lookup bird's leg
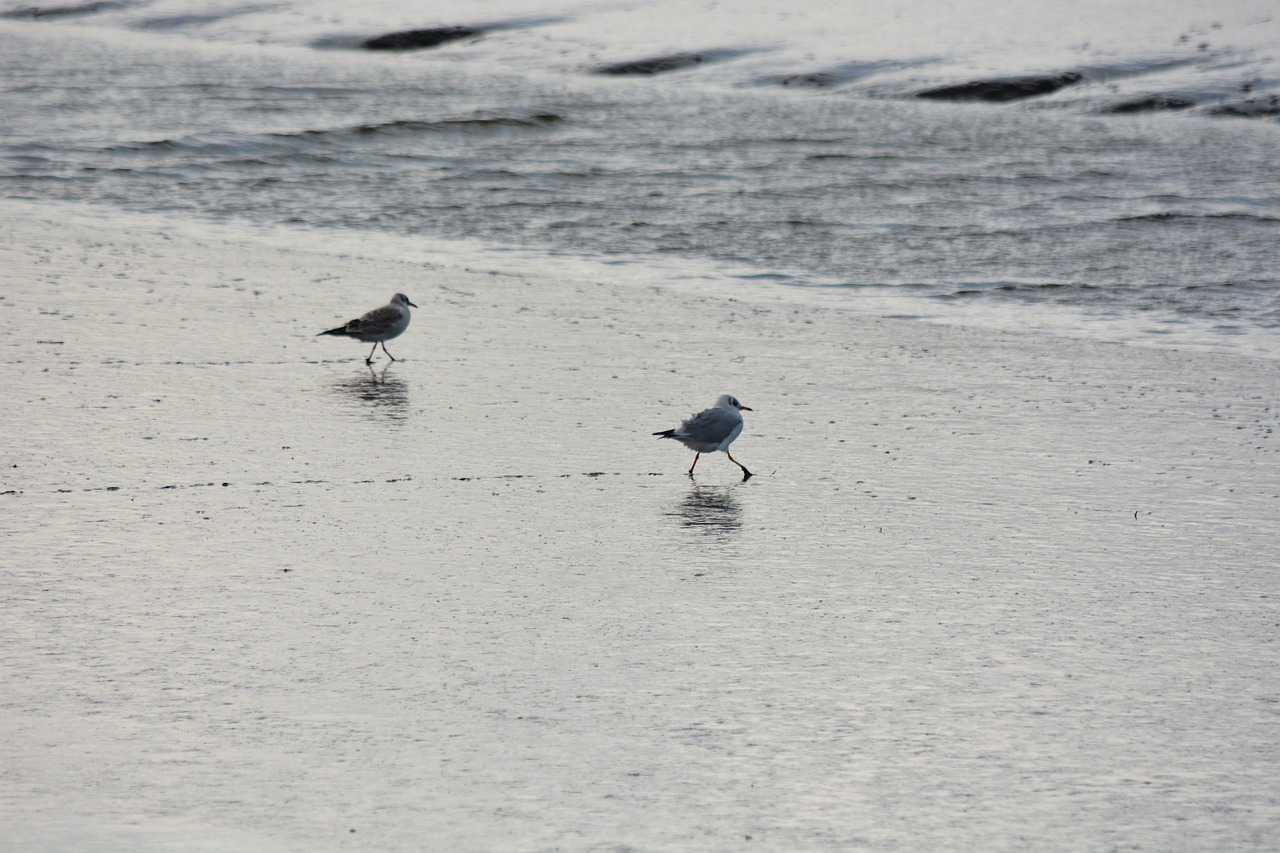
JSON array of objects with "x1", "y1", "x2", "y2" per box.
[
  {"x1": 688, "y1": 452, "x2": 701, "y2": 476},
  {"x1": 381, "y1": 341, "x2": 397, "y2": 362},
  {"x1": 727, "y1": 452, "x2": 753, "y2": 481},
  {"x1": 366, "y1": 341, "x2": 378, "y2": 364}
]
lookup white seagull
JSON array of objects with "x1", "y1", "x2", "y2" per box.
[
  {"x1": 654, "y1": 394, "x2": 754, "y2": 480},
  {"x1": 318, "y1": 293, "x2": 417, "y2": 364}
]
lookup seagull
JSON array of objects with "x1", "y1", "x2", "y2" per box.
[
  {"x1": 318, "y1": 293, "x2": 417, "y2": 364},
  {"x1": 654, "y1": 394, "x2": 754, "y2": 480}
]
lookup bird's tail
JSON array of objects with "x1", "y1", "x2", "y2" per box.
[
  {"x1": 653, "y1": 429, "x2": 677, "y2": 439},
  {"x1": 318, "y1": 322, "x2": 358, "y2": 337}
]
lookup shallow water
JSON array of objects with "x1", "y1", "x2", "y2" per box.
[{"x1": 3, "y1": 205, "x2": 1278, "y2": 851}]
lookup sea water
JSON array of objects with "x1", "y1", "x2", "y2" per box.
[{"x1": 2, "y1": 0, "x2": 1279, "y2": 353}]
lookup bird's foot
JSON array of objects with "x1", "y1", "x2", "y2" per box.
[{"x1": 741, "y1": 469, "x2": 754, "y2": 482}]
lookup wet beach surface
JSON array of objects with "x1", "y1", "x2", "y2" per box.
[{"x1": 2, "y1": 202, "x2": 1278, "y2": 851}]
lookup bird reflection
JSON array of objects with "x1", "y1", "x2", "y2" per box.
[
  {"x1": 331, "y1": 364, "x2": 409, "y2": 421},
  {"x1": 671, "y1": 485, "x2": 743, "y2": 534}
]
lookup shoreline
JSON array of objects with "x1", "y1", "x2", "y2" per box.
[{"x1": 7, "y1": 196, "x2": 1280, "y2": 361}]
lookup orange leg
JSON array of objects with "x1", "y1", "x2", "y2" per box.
[
  {"x1": 688, "y1": 452, "x2": 701, "y2": 476},
  {"x1": 727, "y1": 452, "x2": 753, "y2": 481}
]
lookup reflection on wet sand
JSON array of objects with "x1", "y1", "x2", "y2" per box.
[
  {"x1": 671, "y1": 485, "x2": 742, "y2": 534},
  {"x1": 331, "y1": 365, "x2": 409, "y2": 420}
]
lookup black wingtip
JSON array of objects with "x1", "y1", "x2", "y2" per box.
[{"x1": 653, "y1": 429, "x2": 676, "y2": 438}]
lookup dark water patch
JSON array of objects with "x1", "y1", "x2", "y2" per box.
[
  {"x1": 108, "y1": 138, "x2": 181, "y2": 152},
  {"x1": 915, "y1": 72, "x2": 1083, "y2": 102},
  {"x1": 0, "y1": 0, "x2": 135, "y2": 20},
  {"x1": 594, "y1": 52, "x2": 711, "y2": 76},
  {"x1": 318, "y1": 16, "x2": 564, "y2": 51},
  {"x1": 949, "y1": 281, "x2": 1090, "y2": 298},
  {"x1": 735, "y1": 272, "x2": 795, "y2": 281},
  {"x1": 1117, "y1": 212, "x2": 1280, "y2": 225},
  {"x1": 775, "y1": 72, "x2": 838, "y2": 88},
  {"x1": 1209, "y1": 97, "x2": 1280, "y2": 118},
  {"x1": 360, "y1": 26, "x2": 482, "y2": 51},
  {"x1": 762, "y1": 60, "x2": 905, "y2": 89},
  {"x1": 98, "y1": 113, "x2": 564, "y2": 157},
  {"x1": 288, "y1": 113, "x2": 564, "y2": 141},
  {"x1": 389, "y1": 113, "x2": 562, "y2": 132},
  {"x1": 310, "y1": 28, "x2": 482, "y2": 51},
  {"x1": 1101, "y1": 95, "x2": 1198, "y2": 114},
  {"x1": 1182, "y1": 279, "x2": 1276, "y2": 292}
]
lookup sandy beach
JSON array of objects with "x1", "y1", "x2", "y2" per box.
[{"x1": 2, "y1": 199, "x2": 1277, "y2": 851}]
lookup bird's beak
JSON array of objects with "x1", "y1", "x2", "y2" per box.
[
  {"x1": 739, "y1": 405, "x2": 753, "y2": 411},
  {"x1": 408, "y1": 301, "x2": 419, "y2": 308}
]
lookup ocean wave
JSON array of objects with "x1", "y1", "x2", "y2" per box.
[
  {"x1": 1118, "y1": 212, "x2": 1280, "y2": 225},
  {"x1": 98, "y1": 112, "x2": 563, "y2": 156}
]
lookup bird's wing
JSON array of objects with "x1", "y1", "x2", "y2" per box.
[
  {"x1": 358, "y1": 303, "x2": 403, "y2": 332},
  {"x1": 679, "y1": 406, "x2": 738, "y2": 443}
]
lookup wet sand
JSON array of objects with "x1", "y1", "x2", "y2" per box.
[{"x1": 2, "y1": 199, "x2": 1278, "y2": 852}]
